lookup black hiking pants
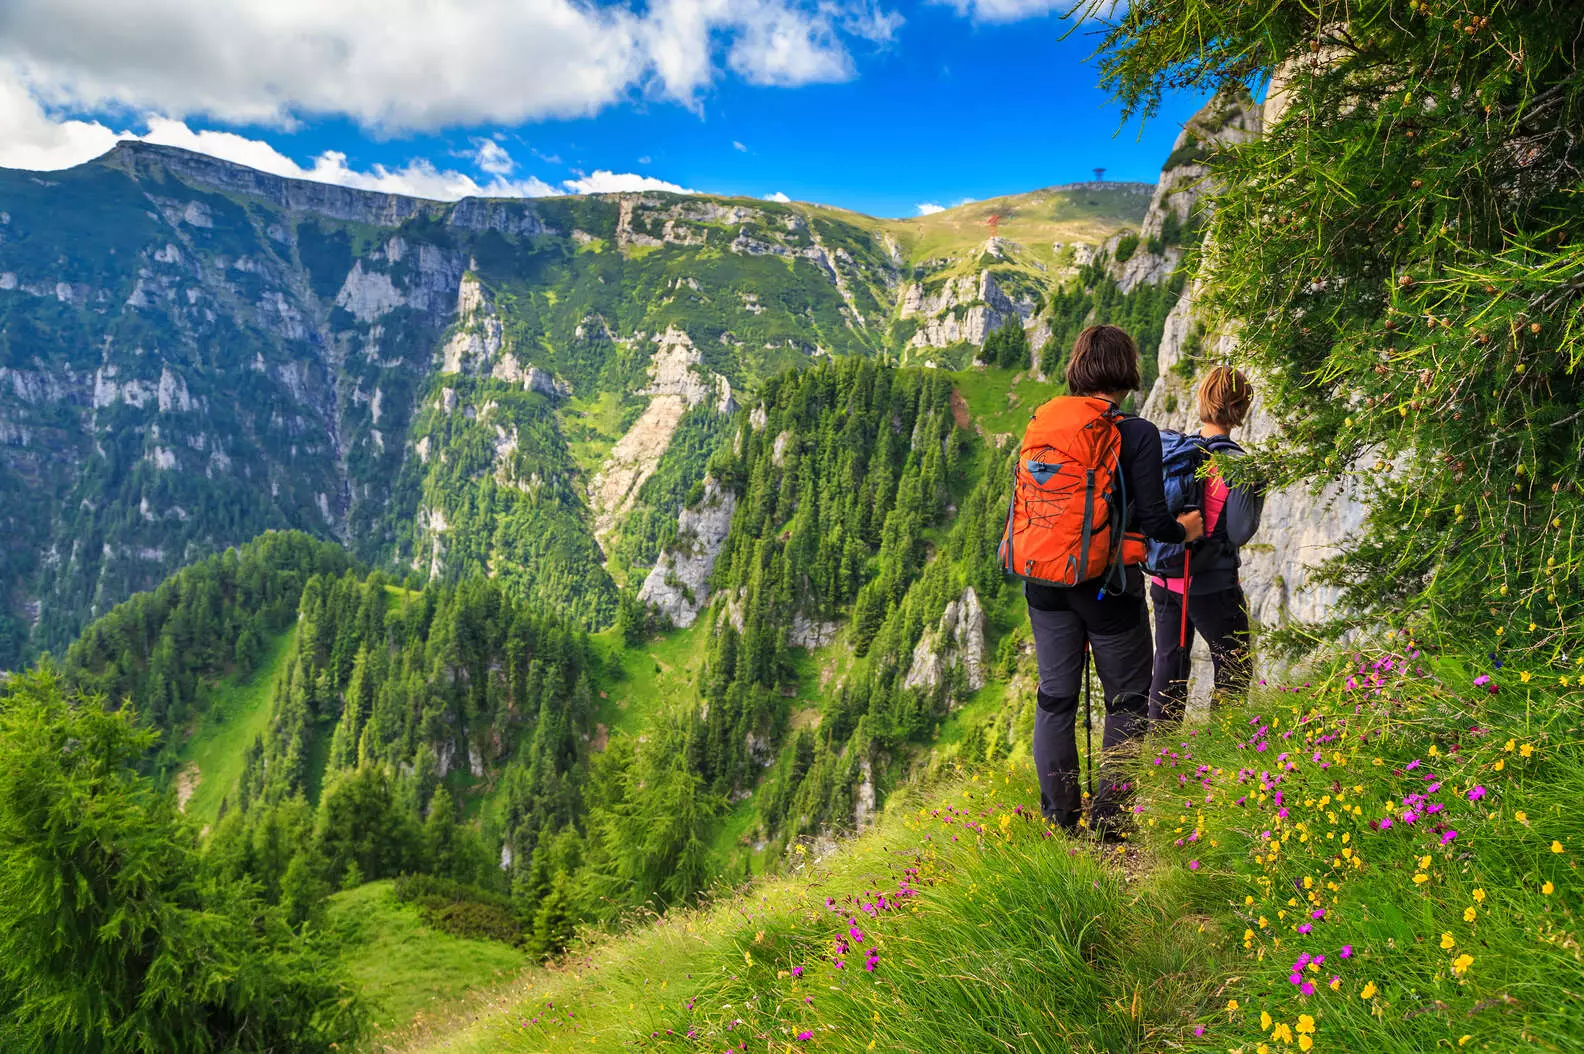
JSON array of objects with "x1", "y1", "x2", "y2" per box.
[
  {"x1": 1026, "y1": 568, "x2": 1153, "y2": 831},
  {"x1": 1148, "y1": 584, "x2": 1252, "y2": 722}
]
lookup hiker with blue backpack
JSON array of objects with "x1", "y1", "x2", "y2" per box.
[
  {"x1": 1147, "y1": 367, "x2": 1265, "y2": 722},
  {"x1": 999, "y1": 325, "x2": 1204, "y2": 838}
]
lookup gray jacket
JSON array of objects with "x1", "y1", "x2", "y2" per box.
[{"x1": 1185, "y1": 436, "x2": 1264, "y2": 596}]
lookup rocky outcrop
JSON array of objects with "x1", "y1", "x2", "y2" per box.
[
  {"x1": 788, "y1": 615, "x2": 841, "y2": 650},
  {"x1": 589, "y1": 328, "x2": 734, "y2": 547},
  {"x1": 902, "y1": 586, "x2": 988, "y2": 698},
  {"x1": 900, "y1": 269, "x2": 1035, "y2": 349},
  {"x1": 438, "y1": 273, "x2": 569, "y2": 398},
  {"x1": 1109, "y1": 92, "x2": 1263, "y2": 294},
  {"x1": 638, "y1": 477, "x2": 737, "y2": 628}
]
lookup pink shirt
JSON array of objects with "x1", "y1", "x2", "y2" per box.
[{"x1": 1153, "y1": 465, "x2": 1228, "y2": 594}]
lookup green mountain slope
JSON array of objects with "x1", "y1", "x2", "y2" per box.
[{"x1": 0, "y1": 143, "x2": 1153, "y2": 668}]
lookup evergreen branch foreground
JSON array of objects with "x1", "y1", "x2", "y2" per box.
[
  {"x1": 0, "y1": 669, "x2": 364, "y2": 1053},
  {"x1": 401, "y1": 639, "x2": 1581, "y2": 1054}
]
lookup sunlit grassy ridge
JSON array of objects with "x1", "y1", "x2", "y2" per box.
[
  {"x1": 399, "y1": 638, "x2": 1581, "y2": 1054},
  {"x1": 802, "y1": 183, "x2": 1153, "y2": 266}
]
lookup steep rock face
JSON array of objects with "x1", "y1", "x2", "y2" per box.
[
  {"x1": 902, "y1": 586, "x2": 989, "y2": 698},
  {"x1": 638, "y1": 477, "x2": 737, "y2": 628},
  {"x1": 900, "y1": 268, "x2": 1036, "y2": 350},
  {"x1": 1109, "y1": 93, "x2": 1263, "y2": 294},
  {"x1": 1138, "y1": 91, "x2": 1366, "y2": 691}
]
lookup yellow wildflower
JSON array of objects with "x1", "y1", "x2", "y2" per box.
[
  {"x1": 1552, "y1": 840, "x2": 1565, "y2": 853},
  {"x1": 1452, "y1": 953, "x2": 1474, "y2": 976},
  {"x1": 1521, "y1": 671, "x2": 1533, "y2": 683},
  {"x1": 1272, "y1": 1022, "x2": 1294, "y2": 1043},
  {"x1": 1361, "y1": 981, "x2": 1378, "y2": 999},
  {"x1": 1299, "y1": 1036, "x2": 1314, "y2": 1052},
  {"x1": 1440, "y1": 932, "x2": 1456, "y2": 950},
  {"x1": 1295, "y1": 1015, "x2": 1316, "y2": 1034},
  {"x1": 1464, "y1": 906, "x2": 1476, "y2": 922},
  {"x1": 1494, "y1": 759, "x2": 1505, "y2": 771},
  {"x1": 1227, "y1": 999, "x2": 1239, "y2": 1013},
  {"x1": 1413, "y1": 873, "x2": 1429, "y2": 885},
  {"x1": 1418, "y1": 855, "x2": 1432, "y2": 869},
  {"x1": 1459, "y1": 1037, "x2": 1473, "y2": 1048},
  {"x1": 1520, "y1": 744, "x2": 1534, "y2": 758},
  {"x1": 1261, "y1": 1010, "x2": 1273, "y2": 1031},
  {"x1": 1473, "y1": 888, "x2": 1486, "y2": 903},
  {"x1": 1516, "y1": 810, "x2": 1528, "y2": 824},
  {"x1": 1543, "y1": 881, "x2": 1555, "y2": 895}
]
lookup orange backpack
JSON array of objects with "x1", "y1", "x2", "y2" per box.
[{"x1": 998, "y1": 395, "x2": 1147, "y2": 590}]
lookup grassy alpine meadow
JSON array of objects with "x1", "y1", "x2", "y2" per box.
[{"x1": 397, "y1": 635, "x2": 1583, "y2": 1054}]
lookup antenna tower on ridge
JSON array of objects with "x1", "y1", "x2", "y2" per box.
[{"x1": 1093, "y1": 167, "x2": 1107, "y2": 182}]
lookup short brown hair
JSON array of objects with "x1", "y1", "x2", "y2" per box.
[
  {"x1": 1198, "y1": 366, "x2": 1254, "y2": 428},
  {"x1": 1065, "y1": 325, "x2": 1141, "y2": 396}
]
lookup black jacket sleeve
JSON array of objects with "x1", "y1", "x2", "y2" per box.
[{"x1": 1119, "y1": 416, "x2": 1187, "y2": 544}]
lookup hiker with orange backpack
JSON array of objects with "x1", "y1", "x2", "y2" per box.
[
  {"x1": 999, "y1": 325, "x2": 1203, "y2": 837},
  {"x1": 1147, "y1": 367, "x2": 1265, "y2": 723}
]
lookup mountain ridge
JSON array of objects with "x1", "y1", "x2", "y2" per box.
[{"x1": 82, "y1": 138, "x2": 1154, "y2": 232}]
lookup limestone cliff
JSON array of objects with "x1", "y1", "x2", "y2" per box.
[
  {"x1": 637, "y1": 476, "x2": 737, "y2": 628},
  {"x1": 1136, "y1": 90, "x2": 1367, "y2": 690}
]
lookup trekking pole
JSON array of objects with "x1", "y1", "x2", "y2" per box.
[
  {"x1": 1178, "y1": 506, "x2": 1199, "y2": 711},
  {"x1": 1082, "y1": 639, "x2": 1094, "y2": 802}
]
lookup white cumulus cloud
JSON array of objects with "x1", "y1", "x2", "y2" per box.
[
  {"x1": 560, "y1": 170, "x2": 695, "y2": 195},
  {"x1": 733, "y1": 140, "x2": 748, "y2": 152},
  {"x1": 764, "y1": 191, "x2": 791, "y2": 202},
  {"x1": 0, "y1": 0, "x2": 899, "y2": 133},
  {"x1": 470, "y1": 137, "x2": 516, "y2": 176},
  {"x1": 915, "y1": 202, "x2": 946, "y2": 215}
]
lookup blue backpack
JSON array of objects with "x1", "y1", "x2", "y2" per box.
[{"x1": 1146, "y1": 430, "x2": 1219, "y2": 577}]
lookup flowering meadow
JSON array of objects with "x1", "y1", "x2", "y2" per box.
[{"x1": 407, "y1": 638, "x2": 1581, "y2": 1053}]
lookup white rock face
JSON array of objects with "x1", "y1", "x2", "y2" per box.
[
  {"x1": 335, "y1": 261, "x2": 405, "y2": 322},
  {"x1": 788, "y1": 615, "x2": 841, "y2": 650},
  {"x1": 156, "y1": 367, "x2": 194, "y2": 413},
  {"x1": 441, "y1": 273, "x2": 503, "y2": 373},
  {"x1": 638, "y1": 477, "x2": 738, "y2": 628},
  {"x1": 901, "y1": 269, "x2": 1033, "y2": 349},
  {"x1": 589, "y1": 328, "x2": 734, "y2": 547},
  {"x1": 1110, "y1": 93, "x2": 1263, "y2": 294},
  {"x1": 903, "y1": 586, "x2": 988, "y2": 696}
]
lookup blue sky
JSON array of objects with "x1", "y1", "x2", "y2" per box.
[{"x1": 0, "y1": 0, "x2": 1210, "y2": 218}]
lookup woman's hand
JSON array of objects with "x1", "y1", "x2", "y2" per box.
[{"x1": 1178, "y1": 509, "x2": 1205, "y2": 543}]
